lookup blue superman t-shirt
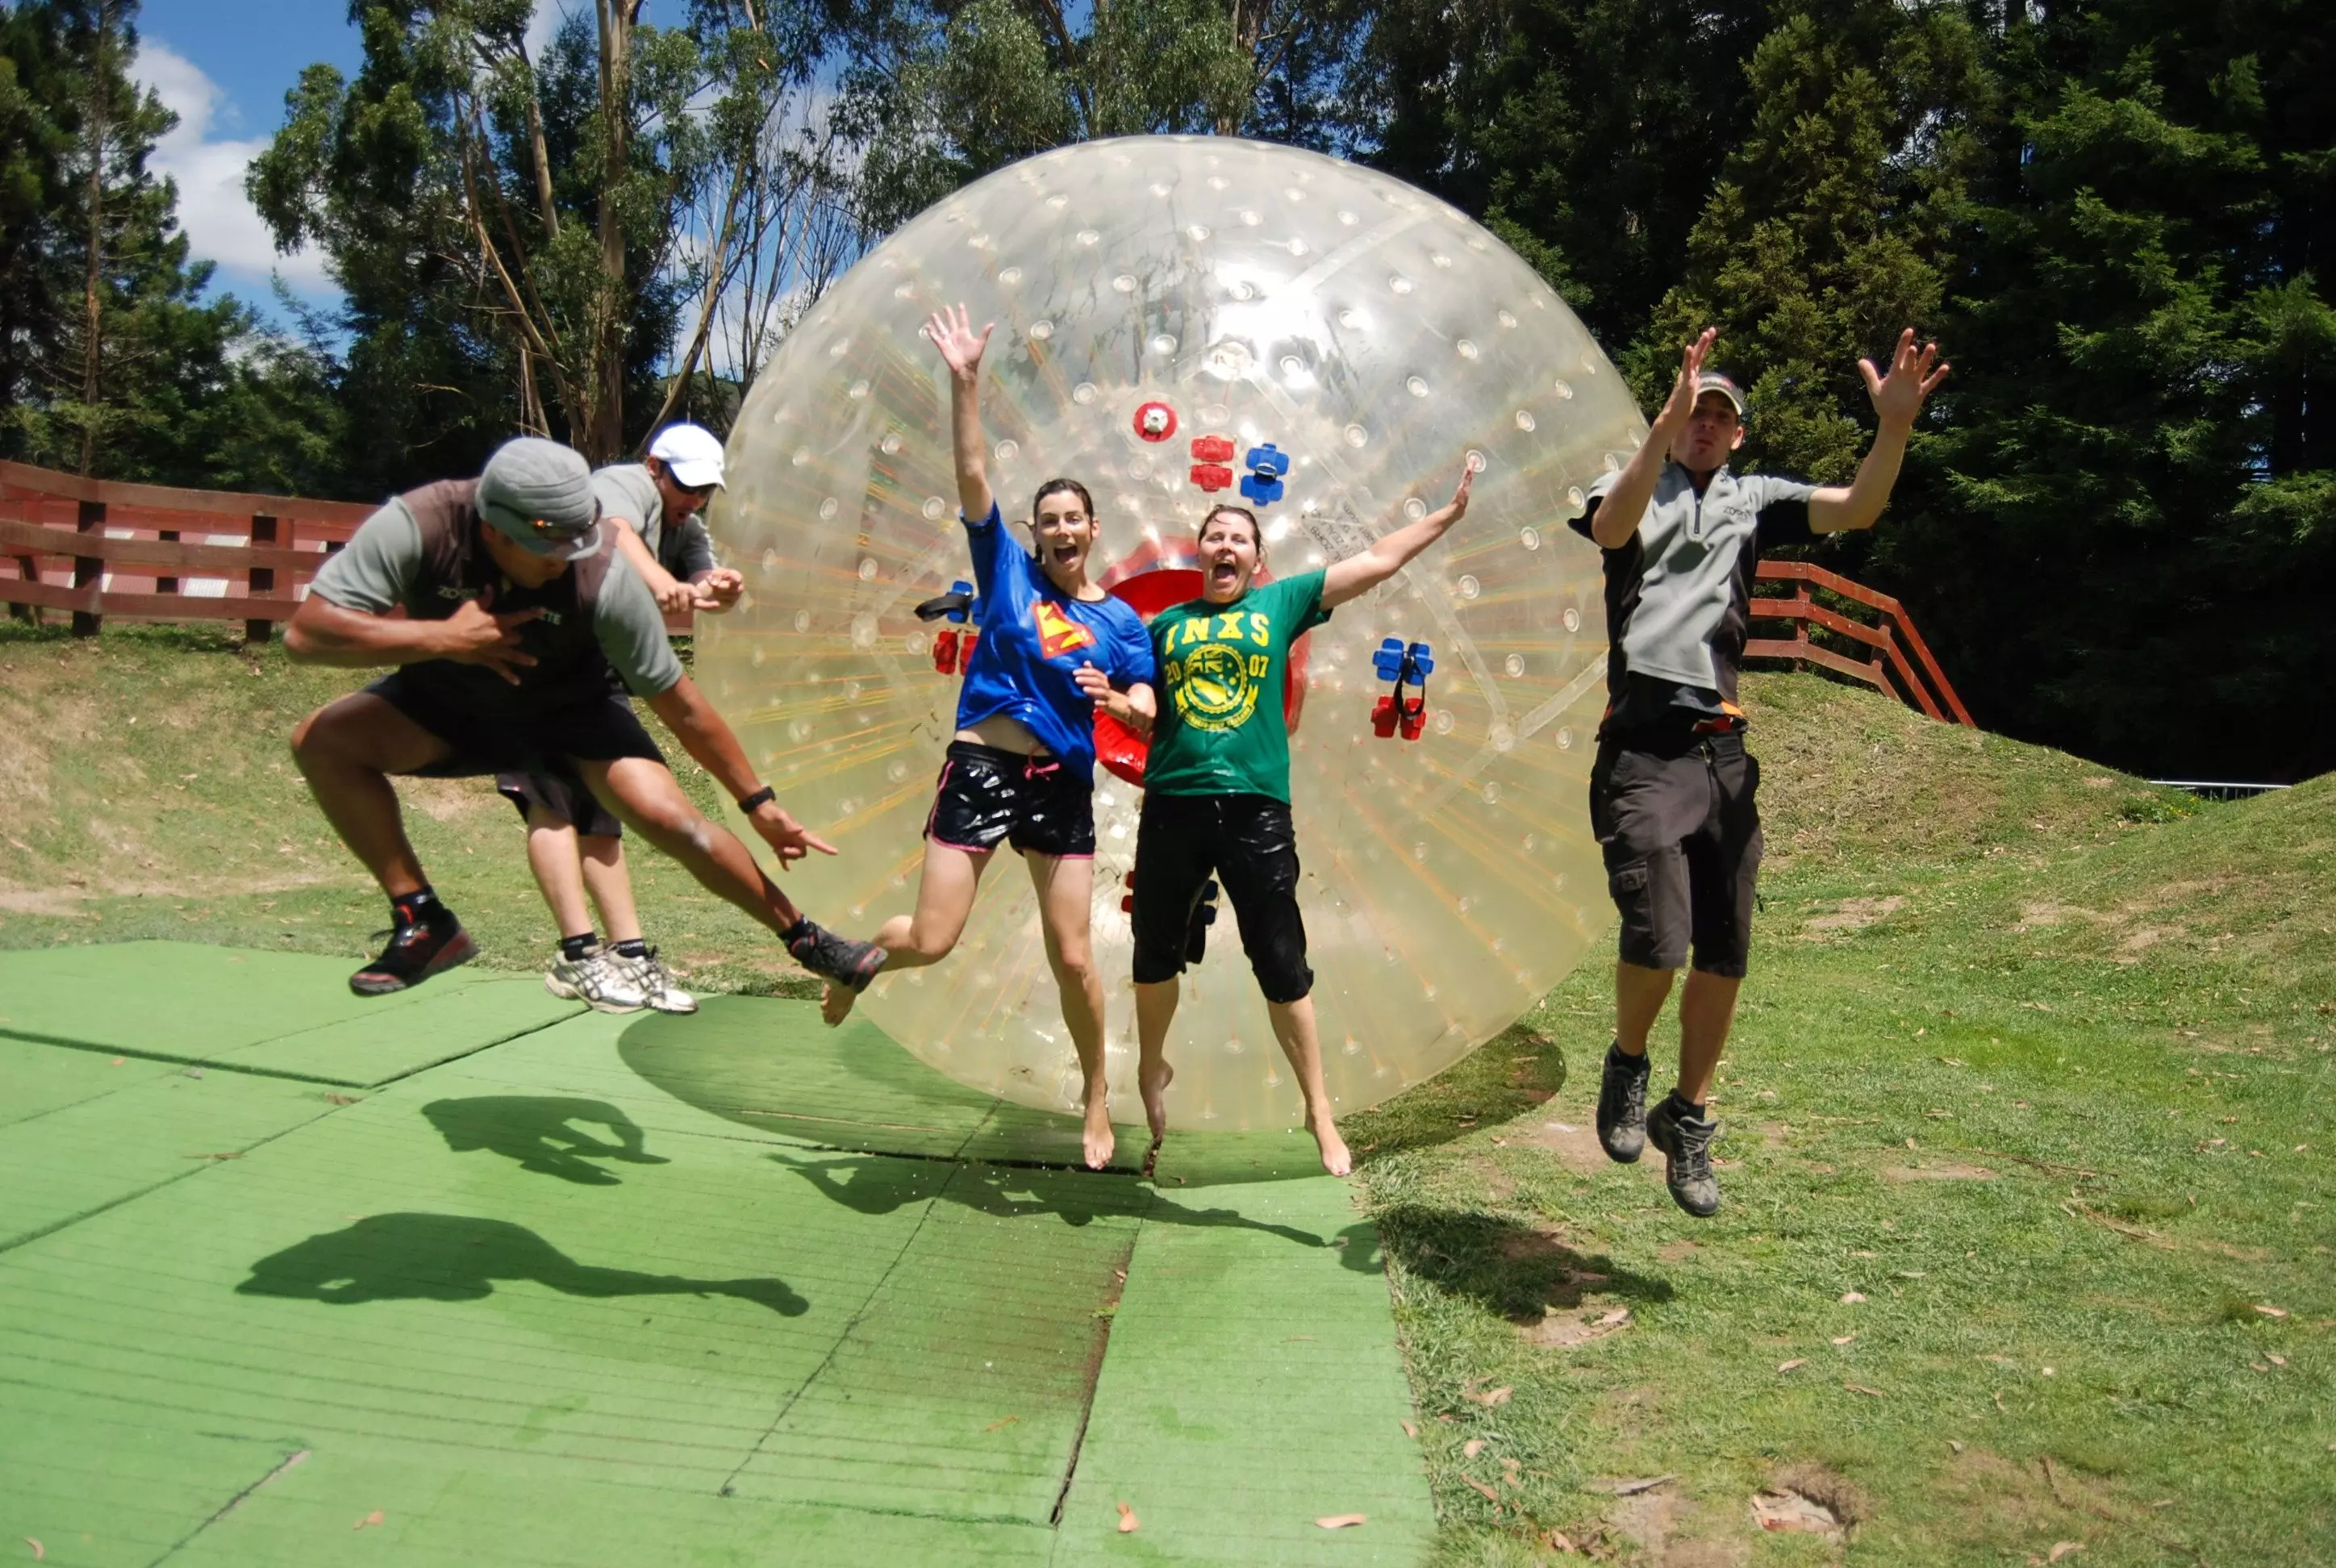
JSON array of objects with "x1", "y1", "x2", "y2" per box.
[{"x1": 953, "y1": 504, "x2": 1155, "y2": 775}]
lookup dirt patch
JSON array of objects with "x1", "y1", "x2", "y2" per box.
[
  {"x1": 1608, "y1": 1483, "x2": 1753, "y2": 1567},
  {"x1": 1520, "y1": 1303, "x2": 1631, "y2": 1348},
  {"x1": 1521, "y1": 1117, "x2": 1667, "y2": 1189},
  {"x1": 1800, "y1": 895, "x2": 1904, "y2": 936},
  {"x1": 1656, "y1": 1239, "x2": 1702, "y2": 1263},
  {"x1": 2017, "y1": 902, "x2": 2109, "y2": 931},
  {"x1": 1881, "y1": 1161, "x2": 1996, "y2": 1182}
]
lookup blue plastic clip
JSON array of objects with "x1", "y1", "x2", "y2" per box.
[{"x1": 1239, "y1": 443, "x2": 1291, "y2": 507}]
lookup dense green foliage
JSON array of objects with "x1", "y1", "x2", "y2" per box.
[{"x1": 0, "y1": 0, "x2": 2329, "y2": 777}]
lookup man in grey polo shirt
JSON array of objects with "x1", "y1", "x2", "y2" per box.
[
  {"x1": 1568, "y1": 327, "x2": 1948, "y2": 1216},
  {"x1": 284, "y1": 436, "x2": 883, "y2": 1000}
]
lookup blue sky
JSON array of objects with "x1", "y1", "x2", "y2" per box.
[{"x1": 130, "y1": 0, "x2": 569, "y2": 329}]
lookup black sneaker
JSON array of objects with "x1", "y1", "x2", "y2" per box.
[
  {"x1": 1596, "y1": 1042, "x2": 1650, "y2": 1163},
  {"x1": 786, "y1": 920, "x2": 886, "y2": 992},
  {"x1": 351, "y1": 919, "x2": 476, "y2": 996},
  {"x1": 1646, "y1": 1094, "x2": 1721, "y2": 1218}
]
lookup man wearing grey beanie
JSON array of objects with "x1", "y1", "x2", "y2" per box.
[{"x1": 283, "y1": 436, "x2": 884, "y2": 999}]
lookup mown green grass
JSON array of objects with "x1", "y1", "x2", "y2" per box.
[{"x1": 4, "y1": 623, "x2": 2331, "y2": 1564}]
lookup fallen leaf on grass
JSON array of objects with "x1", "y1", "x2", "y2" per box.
[
  {"x1": 1777, "y1": 1358, "x2": 1808, "y2": 1372},
  {"x1": 2047, "y1": 1543, "x2": 2084, "y2": 1562},
  {"x1": 1463, "y1": 1438, "x2": 1487, "y2": 1458},
  {"x1": 1115, "y1": 1501, "x2": 1138, "y2": 1533},
  {"x1": 1832, "y1": 1335, "x2": 1856, "y2": 1345},
  {"x1": 1841, "y1": 1292, "x2": 1867, "y2": 1304},
  {"x1": 353, "y1": 1511, "x2": 384, "y2": 1531},
  {"x1": 1547, "y1": 1529, "x2": 1576, "y2": 1553},
  {"x1": 25, "y1": 1539, "x2": 44, "y2": 1562},
  {"x1": 983, "y1": 1415, "x2": 1020, "y2": 1431},
  {"x1": 2267, "y1": 1353, "x2": 2288, "y2": 1367},
  {"x1": 1844, "y1": 1383, "x2": 1885, "y2": 1398},
  {"x1": 2253, "y1": 1304, "x2": 2288, "y2": 1318},
  {"x1": 2249, "y1": 1362, "x2": 2270, "y2": 1373},
  {"x1": 1462, "y1": 1475, "x2": 1500, "y2": 1502},
  {"x1": 1400, "y1": 1420, "x2": 1418, "y2": 1439},
  {"x1": 1462, "y1": 1385, "x2": 1513, "y2": 1407},
  {"x1": 1596, "y1": 1307, "x2": 1629, "y2": 1327},
  {"x1": 1949, "y1": 1440, "x2": 1965, "y2": 1453},
  {"x1": 1314, "y1": 1514, "x2": 1367, "y2": 1529}
]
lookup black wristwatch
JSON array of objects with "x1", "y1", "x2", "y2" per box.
[{"x1": 736, "y1": 786, "x2": 775, "y2": 814}]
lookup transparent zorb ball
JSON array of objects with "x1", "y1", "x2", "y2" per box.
[{"x1": 700, "y1": 136, "x2": 1643, "y2": 1131}]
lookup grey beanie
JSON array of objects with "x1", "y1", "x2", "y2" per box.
[{"x1": 477, "y1": 436, "x2": 602, "y2": 558}]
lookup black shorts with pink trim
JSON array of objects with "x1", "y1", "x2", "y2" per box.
[{"x1": 924, "y1": 740, "x2": 1095, "y2": 858}]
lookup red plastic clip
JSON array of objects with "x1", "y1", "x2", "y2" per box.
[
  {"x1": 1189, "y1": 463, "x2": 1234, "y2": 492},
  {"x1": 1190, "y1": 434, "x2": 1236, "y2": 464},
  {"x1": 1370, "y1": 695, "x2": 1400, "y2": 739},
  {"x1": 958, "y1": 630, "x2": 978, "y2": 671},
  {"x1": 1398, "y1": 698, "x2": 1428, "y2": 740},
  {"x1": 932, "y1": 628, "x2": 961, "y2": 676}
]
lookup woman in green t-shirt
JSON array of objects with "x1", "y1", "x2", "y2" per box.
[{"x1": 1132, "y1": 460, "x2": 1474, "y2": 1174}]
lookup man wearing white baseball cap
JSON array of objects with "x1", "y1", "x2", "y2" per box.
[{"x1": 491, "y1": 423, "x2": 753, "y2": 1015}]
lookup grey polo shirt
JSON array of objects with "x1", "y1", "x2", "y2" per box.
[
  {"x1": 310, "y1": 497, "x2": 686, "y2": 697},
  {"x1": 594, "y1": 463, "x2": 715, "y2": 581},
  {"x1": 1572, "y1": 461, "x2": 1816, "y2": 725}
]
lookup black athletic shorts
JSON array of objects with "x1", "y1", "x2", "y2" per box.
[
  {"x1": 366, "y1": 671, "x2": 665, "y2": 786},
  {"x1": 1129, "y1": 792, "x2": 1312, "y2": 1004},
  {"x1": 924, "y1": 740, "x2": 1095, "y2": 858},
  {"x1": 495, "y1": 766, "x2": 624, "y2": 839},
  {"x1": 1587, "y1": 728, "x2": 1762, "y2": 978}
]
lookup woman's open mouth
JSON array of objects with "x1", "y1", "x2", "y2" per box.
[
  {"x1": 1209, "y1": 558, "x2": 1240, "y2": 584},
  {"x1": 1050, "y1": 542, "x2": 1081, "y2": 567}
]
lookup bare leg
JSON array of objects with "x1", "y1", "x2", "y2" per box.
[
  {"x1": 578, "y1": 757, "x2": 806, "y2": 936},
  {"x1": 1265, "y1": 995, "x2": 1350, "y2": 1176},
  {"x1": 289, "y1": 693, "x2": 455, "y2": 898},
  {"x1": 821, "y1": 836, "x2": 991, "y2": 1025},
  {"x1": 524, "y1": 811, "x2": 594, "y2": 940},
  {"x1": 1675, "y1": 970, "x2": 1742, "y2": 1106},
  {"x1": 1028, "y1": 852, "x2": 1112, "y2": 1170},
  {"x1": 579, "y1": 835, "x2": 643, "y2": 944},
  {"x1": 1613, "y1": 961, "x2": 1677, "y2": 1058},
  {"x1": 1134, "y1": 978, "x2": 1178, "y2": 1144}
]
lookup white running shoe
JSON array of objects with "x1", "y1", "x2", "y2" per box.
[
  {"x1": 544, "y1": 944, "x2": 648, "y2": 1013},
  {"x1": 619, "y1": 945, "x2": 698, "y2": 1015}
]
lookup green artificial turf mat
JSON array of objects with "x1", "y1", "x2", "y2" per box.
[
  {"x1": 1052, "y1": 1174, "x2": 1431, "y2": 1564},
  {"x1": 0, "y1": 941, "x2": 580, "y2": 1086},
  {"x1": 0, "y1": 1038, "x2": 341, "y2": 1250}
]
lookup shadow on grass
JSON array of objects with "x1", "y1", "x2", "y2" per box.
[
  {"x1": 422, "y1": 1095, "x2": 672, "y2": 1186},
  {"x1": 773, "y1": 1151, "x2": 1333, "y2": 1250},
  {"x1": 1342, "y1": 1024, "x2": 1573, "y2": 1168},
  {"x1": 235, "y1": 1212, "x2": 807, "y2": 1315},
  {"x1": 1373, "y1": 1203, "x2": 1672, "y2": 1321}
]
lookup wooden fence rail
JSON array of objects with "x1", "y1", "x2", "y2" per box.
[{"x1": 1747, "y1": 557, "x2": 1973, "y2": 725}]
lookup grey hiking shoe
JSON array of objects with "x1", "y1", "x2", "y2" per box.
[
  {"x1": 1596, "y1": 1042, "x2": 1650, "y2": 1163},
  {"x1": 620, "y1": 945, "x2": 698, "y2": 1015},
  {"x1": 544, "y1": 944, "x2": 648, "y2": 1014},
  {"x1": 785, "y1": 919, "x2": 886, "y2": 992},
  {"x1": 1646, "y1": 1094, "x2": 1721, "y2": 1218}
]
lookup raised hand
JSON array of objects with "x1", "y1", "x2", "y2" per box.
[
  {"x1": 436, "y1": 594, "x2": 540, "y2": 685},
  {"x1": 924, "y1": 302, "x2": 994, "y2": 382},
  {"x1": 1860, "y1": 328, "x2": 1950, "y2": 430},
  {"x1": 748, "y1": 800, "x2": 837, "y2": 866},
  {"x1": 1440, "y1": 459, "x2": 1476, "y2": 524},
  {"x1": 1654, "y1": 327, "x2": 1719, "y2": 440}
]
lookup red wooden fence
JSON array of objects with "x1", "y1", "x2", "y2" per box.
[{"x1": 1747, "y1": 558, "x2": 1973, "y2": 725}]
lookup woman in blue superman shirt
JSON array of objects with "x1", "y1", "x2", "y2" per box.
[{"x1": 821, "y1": 302, "x2": 1157, "y2": 1170}]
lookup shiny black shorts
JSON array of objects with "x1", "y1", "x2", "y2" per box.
[
  {"x1": 1587, "y1": 729, "x2": 1762, "y2": 978},
  {"x1": 1129, "y1": 793, "x2": 1312, "y2": 1003},
  {"x1": 368, "y1": 673, "x2": 665, "y2": 782},
  {"x1": 496, "y1": 766, "x2": 624, "y2": 839},
  {"x1": 924, "y1": 740, "x2": 1095, "y2": 858}
]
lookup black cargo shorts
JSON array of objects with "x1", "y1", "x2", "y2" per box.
[{"x1": 1587, "y1": 728, "x2": 1762, "y2": 977}]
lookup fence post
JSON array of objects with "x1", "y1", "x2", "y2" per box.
[
  {"x1": 71, "y1": 498, "x2": 105, "y2": 637},
  {"x1": 247, "y1": 513, "x2": 278, "y2": 644},
  {"x1": 157, "y1": 528, "x2": 181, "y2": 596}
]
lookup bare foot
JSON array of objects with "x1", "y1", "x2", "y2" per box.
[
  {"x1": 1138, "y1": 1059, "x2": 1174, "y2": 1144},
  {"x1": 1082, "y1": 1089, "x2": 1115, "y2": 1170},
  {"x1": 1305, "y1": 1107, "x2": 1353, "y2": 1177},
  {"x1": 820, "y1": 981, "x2": 857, "y2": 1028}
]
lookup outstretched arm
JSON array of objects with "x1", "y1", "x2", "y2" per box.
[
  {"x1": 926, "y1": 303, "x2": 996, "y2": 523},
  {"x1": 1321, "y1": 460, "x2": 1475, "y2": 610},
  {"x1": 1590, "y1": 327, "x2": 1715, "y2": 549},
  {"x1": 1809, "y1": 328, "x2": 1950, "y2": 534},
  {"x1": 644, "y1": 676, "x2": 836, "y2": 865}
]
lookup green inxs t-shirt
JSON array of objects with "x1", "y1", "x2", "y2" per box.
[{"x1": 1144, "y1": 569, "x2": 1329, "y2": 801}]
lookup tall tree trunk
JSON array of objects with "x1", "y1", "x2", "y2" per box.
[
  {"x1": 590, "y1": 0, "x2": 635, "y2": 463},
  {"x1": 77, "y1": 0, "x2": 111, "y2": 477}
]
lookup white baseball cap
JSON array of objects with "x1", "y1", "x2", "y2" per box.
[{"x1": 648, "y1": 423, "x2": 727, "y2": 489}]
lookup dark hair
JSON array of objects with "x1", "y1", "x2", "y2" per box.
[
  {"x1": 1032, "y1": 477, "x2": 1095, "y2": 522},
  {"x1": 1197, "y1": 503, "x2": 1262, "y2": 549}
]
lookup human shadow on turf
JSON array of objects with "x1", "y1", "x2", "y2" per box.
[
  {"x1": 422, "y1": 1096, "x2": 671, "y2": 1186},
  {"x1": 1367, "y1": 1203, "x2": 1672, "y2": 1320},
  {"x1": 236, "y1": 1213, "x2": 807, "y2": 1315},
  {"x1": 772, "y1": 1152, "x2": 1330, "y2": 1249}
]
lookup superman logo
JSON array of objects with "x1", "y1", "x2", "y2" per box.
[{"x1": 1032, "y1": 600, "x2": 1096, "y2": 659}]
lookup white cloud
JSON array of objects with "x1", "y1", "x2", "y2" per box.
[{"x1": 133, "y1": 41, "x2": 334, "y2": 292}]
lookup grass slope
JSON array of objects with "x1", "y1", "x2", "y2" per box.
[{"x1": 4, "y1": 623, "x2": 2331, "y2": 1565}]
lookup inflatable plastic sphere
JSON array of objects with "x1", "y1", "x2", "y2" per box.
[{"x1": 702, "y1": 136, "x2": 1642, "y2": 1131}]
